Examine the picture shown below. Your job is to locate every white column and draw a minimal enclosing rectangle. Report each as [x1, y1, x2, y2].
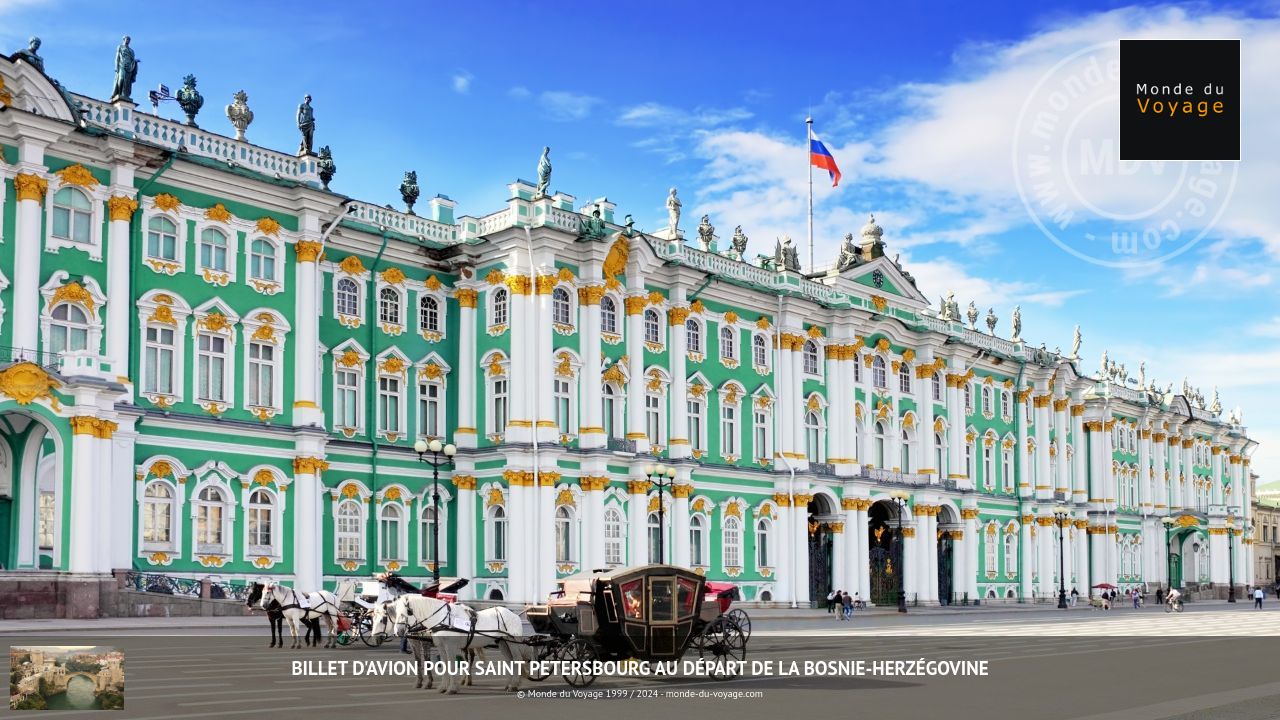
[292, 233, 324, 426]
[1075, 518, 1090, 596]
[1038, 514, 1056, 597]
[11, 168, 47, 358]
[672, 481, 691, 567]
[843, 497, 860, 596]
[577, 286, 603, 449]
[825, 344, 844, 466]
[668, 304, 690, 459]
[947, 366, 966, 487]
[1153, 432, 1168, 512]
[917, 354, 936, 481]
[777, 335, 798, 462]
[455, 290, 479, 447]
[1071, 404, 1087, 504]
[1138, 428, 1152, 514]
[963, 509, 979, 603]
[903, 520, 918, 603]
[1210, 447, 1224, 505]
[506, 277, 531, 443]
[792, 491, 811, 604]
[105, 166, 137, 384]
[453, 471, 477, 599]
[291, 451, 326, 591]
[627, 478, 648, 566]
[857, 502, 872, 602]
[923, 507, 939, 602]
[1034, 390, 1052, 502]
[109, 417, 138, 569]
[772, 489, 791, 604]
[507, 473, 530, 601]
[830, 523, 846, 593]
[1020, 514, 1033, 599]
[536, 468, 556, 599]
[624, 295, 648, 452]
[1168, 433, 1182, 509]
[581, 473, 605, 574]
[535, 275, 557, 443]
[1181, 436, 1194, 511]
[67, 419, 99, 573]
[789, 340, 806, 471]
[1054, 398, 1070, 496]
[1016, 389, 1031, 499]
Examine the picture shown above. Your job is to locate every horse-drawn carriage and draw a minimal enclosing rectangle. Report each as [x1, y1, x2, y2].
[339, 574, 461, 646]
[524, 564, 750, 687]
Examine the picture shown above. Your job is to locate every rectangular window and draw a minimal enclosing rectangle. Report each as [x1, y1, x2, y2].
[196, 504, 223, 549]
[196, 333, 226, 402]
[248, 342, 275, 407]
[249, 507, 272, 549]
[419, 381, 441, 437]
[646, 394, 661, 445]
[554, 378, 571, 435]
[688, 400, 702, 452]
[722, 405, 737, 456]
[38, 492, 55, 549]
[492, 379, 508, 433]
[379, 376, 401, 434]
[337, 511, 361, 560]
[144, 326, 174, 394]
[754, 410, 768, 460]
[335, 369, 358, 428]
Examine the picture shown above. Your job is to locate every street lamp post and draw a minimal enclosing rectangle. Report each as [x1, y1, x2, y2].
[1162, 516, 1175, 596]
[645, 463, 678, 564]
[413, 438, 457, 584]
[1227, 512, 1236, 603]
[889, 489, 910, 613]
[1055, 508, 1069, 609]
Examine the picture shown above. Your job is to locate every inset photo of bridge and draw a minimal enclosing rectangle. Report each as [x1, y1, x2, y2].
[9, 645, 124, 711]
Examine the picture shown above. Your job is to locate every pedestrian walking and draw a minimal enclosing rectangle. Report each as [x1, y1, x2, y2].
[842, 591, 854, 620]
[1132, 589, 1140, 609]
[1255, 586, 1264, 609]
[826, 589, 837, 613]
[1156, 587, 1164, 605]
[1069, 587, 1079, 607]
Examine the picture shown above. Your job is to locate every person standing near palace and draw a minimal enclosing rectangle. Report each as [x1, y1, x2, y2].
[1070, 587, 1079, 607]
[841, 591, 853, 620]
[826, 589, 837, 614]
[1254, 586, 1264, 609]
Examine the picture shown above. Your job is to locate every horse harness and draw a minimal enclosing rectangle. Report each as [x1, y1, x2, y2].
[402, 598, 486, 649]
[275, 586, 336, 620]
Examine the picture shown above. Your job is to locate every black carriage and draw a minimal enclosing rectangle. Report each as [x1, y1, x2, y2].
[525, 564, 749, 687]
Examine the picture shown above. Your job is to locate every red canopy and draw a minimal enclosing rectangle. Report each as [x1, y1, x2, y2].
[1092, 583, 1117, 589]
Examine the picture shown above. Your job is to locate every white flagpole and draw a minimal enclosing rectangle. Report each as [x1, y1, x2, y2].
[806, 116, 814, 273]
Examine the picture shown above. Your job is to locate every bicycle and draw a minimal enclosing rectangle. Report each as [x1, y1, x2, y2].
[1164, 598, 1184, 613]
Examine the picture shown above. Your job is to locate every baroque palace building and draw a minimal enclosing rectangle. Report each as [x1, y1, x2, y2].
[0, 43, 1261, 608]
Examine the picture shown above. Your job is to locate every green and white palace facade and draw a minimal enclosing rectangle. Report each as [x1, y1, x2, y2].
[0, 47, 1260, 609]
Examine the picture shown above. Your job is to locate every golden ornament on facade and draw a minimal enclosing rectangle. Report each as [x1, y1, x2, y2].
[204, 203, 233, 223]
[602, 235, 630, 281]
[293, 457, 330, 475]
[251, 324, 277, 343]
[875, 338, 890, 352]
[484, 268, 505, 285]
[0, 362, 62, 410]
[667, 306, 690, 325]
[256, 216, 282, 236]
[577, 285, 605, 306]
[50, 281, 95, 312]
[687, 382, 706, 398]
[107, 195, 139, 221]
[294, 240, 322, 262]
[870, 295, 887, 313]
[806, 394, 821, 411]
[454, 288, 479, 308]
[149, 193, 181, 212]
[380, 356, 406, 375]
[14, 173, 48, 202]
[339, 255, 366, 275]
[338, 349, 362, 368]
[199, 312, 231, 333]
[54, 163, 99, 188]
[601, 364, 625, 386]
[253, 468, 275, 486]
[381, 266, 406, 285]
[534, 273, 557, 294]
[504, 274, 531, 295]
[451, 475, 477, 490]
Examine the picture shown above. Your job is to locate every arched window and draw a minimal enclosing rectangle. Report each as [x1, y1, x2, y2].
[982, 386, 993, 416]
[420, 296, 441, 334]
[249, 239, 276, 281]
[195, 331, 228, 402]
[336, 278, 360, 317]
[247, 488, 275, 554]
[935, 432, 946, 476]
[648, 512, 662, 563]
[379, 287, 401, 326]
[52, 187, 93, 243]
[752, 334, 768, 368]
[487, 505, 507, 561]
[644, 309, 661, 344]
[195, 485, 226, 553]
[601, 383, 621, 438]
[805, 411, 821, 462]
[146, 216, 178, 260]
[380, 503, 403, 561]
[686, 319, 702, 354]
[1000, 390, 1010, 418]
[985, 528, 998, 575]
[964, 384, 973, 414]
[199, 228, 229, 272]
[874, 421, 887, 467]
[336, 500, 362, 561]
[932, 372, 943, 401]
[900, 429, 912, 472]
[1002, 445, 1013, 491]
[601, 296, 618, 334]
[492, 288, 509, 327]
[603, 506, 625, 565]
[555, 505, 575, 563]
[803, 340, 819, 375]
[48, 304, 89, 354]
[144, 324, 176, 395]
[552, 287, 572, 326]
[755, 517, 771, 568]
[966, 440, 974, 479]
[719, 326, 736, 360]
[899, 362, 912, 393]
[723, 515, 742, 569]
[689, 514, 706, 566]
[872, 356, 887, 389]
[1003, 532, 1017, 577]
[983, 442, 994, 490]
[142, 482, 174, 548]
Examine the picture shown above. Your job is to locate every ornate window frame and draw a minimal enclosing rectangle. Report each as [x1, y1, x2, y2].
[137, 290, 191, 407]
[376, 489, 409, 567]
[419, 483, 453, 573]
[246, 234, 286, 295]
[46, 182, 106, 261]
[39, 271, 107, 357]
[188, 464, 238, 561]
[487, 286, 510, 336]
[417, 286, 447, 342]
[193, 221, 238, 287]
[415, 353, 450, 441]
[241, 309, 290, 420]
[242, 467, 289, 565]
[482, 350, 510, 440]
[331, 341, 368, 437]
[331, 258, 368, 328]
[718, 381, 745, 462]
[374, 349, 410, 442]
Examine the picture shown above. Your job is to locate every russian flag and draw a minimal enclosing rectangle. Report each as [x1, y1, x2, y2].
[809, 131, 842, 187]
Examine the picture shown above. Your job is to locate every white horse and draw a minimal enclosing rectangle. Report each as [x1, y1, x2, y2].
[260, 581, 355, 649]
[391, 594, 535, 694]
[372, 599, 488, 690]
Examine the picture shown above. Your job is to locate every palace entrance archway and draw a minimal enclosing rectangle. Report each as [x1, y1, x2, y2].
[807, 495, 837, 605]
[868, 499, 904, 606]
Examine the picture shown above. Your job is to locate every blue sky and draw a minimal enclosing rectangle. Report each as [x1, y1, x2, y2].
[4, 0, 1277, 481]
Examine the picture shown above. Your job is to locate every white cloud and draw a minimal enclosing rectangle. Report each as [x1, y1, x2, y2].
[538, 91, 600, 122]
[451, 71, 473, 94]
[617, 102, 751, 128]
[507, 86, 531, 99]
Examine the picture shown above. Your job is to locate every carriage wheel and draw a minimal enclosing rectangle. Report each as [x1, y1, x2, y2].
[560, 638, 599, 688]
[526, 642, 559, 682]
[356, 614, 385, 648]
[697, 620, 746, 680]
[726, 609, 752, 641]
